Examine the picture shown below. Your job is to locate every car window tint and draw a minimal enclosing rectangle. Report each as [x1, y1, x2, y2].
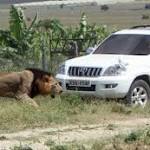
[132, 36, 150, 55]
[93, 34, 150, 55]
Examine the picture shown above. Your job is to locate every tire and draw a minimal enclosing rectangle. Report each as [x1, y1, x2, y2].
[126, 80, 150, 107]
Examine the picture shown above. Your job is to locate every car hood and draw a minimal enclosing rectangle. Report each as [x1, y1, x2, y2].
[65, 54, 149, 68]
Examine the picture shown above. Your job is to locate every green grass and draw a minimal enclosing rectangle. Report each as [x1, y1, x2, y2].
[0, 94, 150, 132]
[10, 144, 32, 150]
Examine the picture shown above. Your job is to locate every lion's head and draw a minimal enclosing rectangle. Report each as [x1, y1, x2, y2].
[26, 68, 63, 98]
[36, 75, 62, 98]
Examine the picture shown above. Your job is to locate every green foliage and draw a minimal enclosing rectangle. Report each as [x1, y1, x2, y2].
[9, 6, 26, 41]
[1, 6, 38, 58]
[124, 128, 150, 144]
[0, 30, 17, 48]
[0, 47, 18, 58]
[0, 8, 110, 70]
[124, 132, 139, 143]
[11, 144, 32, 150]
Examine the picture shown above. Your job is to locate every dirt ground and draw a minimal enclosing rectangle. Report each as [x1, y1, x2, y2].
[0, 117, 150, 149]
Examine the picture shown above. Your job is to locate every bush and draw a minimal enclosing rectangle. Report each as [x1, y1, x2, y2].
[142, 14, 149, 19]
[101, 5, 109, 11]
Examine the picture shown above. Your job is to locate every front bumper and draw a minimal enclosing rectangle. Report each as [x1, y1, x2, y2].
[56, 74, 133, 98]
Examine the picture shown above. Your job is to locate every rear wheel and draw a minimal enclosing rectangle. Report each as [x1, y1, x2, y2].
[126, 80, 150, 107]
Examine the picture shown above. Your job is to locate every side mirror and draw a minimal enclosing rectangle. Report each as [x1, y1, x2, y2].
[86, 47, 95, 54]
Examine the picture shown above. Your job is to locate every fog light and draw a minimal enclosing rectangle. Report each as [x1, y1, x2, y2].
[105, 84, 118, 89]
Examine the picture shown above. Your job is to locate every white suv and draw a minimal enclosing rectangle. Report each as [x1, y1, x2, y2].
[56, 25, 150, 107]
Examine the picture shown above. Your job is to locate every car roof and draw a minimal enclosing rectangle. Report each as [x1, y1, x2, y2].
[114, 25, 150, 35]
[114, 29, 150, 35]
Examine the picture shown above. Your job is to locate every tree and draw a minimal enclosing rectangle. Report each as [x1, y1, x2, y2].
[36, 18, 67, 70]
[0, 6, 37, 56]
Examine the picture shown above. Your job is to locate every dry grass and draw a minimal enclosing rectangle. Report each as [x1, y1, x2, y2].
[0, 94, 150, 132]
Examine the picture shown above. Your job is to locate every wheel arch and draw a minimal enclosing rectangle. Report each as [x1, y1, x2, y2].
[133, 75, 150, 87]
[125, 74, 150, 98]
[125, 75, 150, 105]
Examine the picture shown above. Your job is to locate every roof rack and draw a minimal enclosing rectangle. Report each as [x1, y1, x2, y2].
[130, 25, 150, 29]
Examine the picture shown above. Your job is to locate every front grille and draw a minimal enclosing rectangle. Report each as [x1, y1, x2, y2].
[66, 84, 96, 91]
[68, 67, 102, 77]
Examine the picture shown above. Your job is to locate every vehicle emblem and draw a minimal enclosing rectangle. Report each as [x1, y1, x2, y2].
[78, 67, 88, 76]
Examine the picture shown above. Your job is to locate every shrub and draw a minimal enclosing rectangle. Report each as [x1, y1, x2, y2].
[142, 14, 149, 19]
[101, 5, 109, 11]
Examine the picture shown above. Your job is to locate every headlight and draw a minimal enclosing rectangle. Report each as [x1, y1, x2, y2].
[103, 64, 126, 76]
[58, 63, 65, 74]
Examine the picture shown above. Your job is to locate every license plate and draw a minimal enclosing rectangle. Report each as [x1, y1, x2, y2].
[68, 80, 91, 87]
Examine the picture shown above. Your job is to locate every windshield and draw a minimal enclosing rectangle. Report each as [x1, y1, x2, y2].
[93, 34, 150, 55]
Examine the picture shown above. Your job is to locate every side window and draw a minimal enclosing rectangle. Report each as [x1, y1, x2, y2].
[145, 36, 150, 54]
[133, 36, 150, 55]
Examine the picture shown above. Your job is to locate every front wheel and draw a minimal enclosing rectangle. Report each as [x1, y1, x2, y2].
[126, 80, 150, 107]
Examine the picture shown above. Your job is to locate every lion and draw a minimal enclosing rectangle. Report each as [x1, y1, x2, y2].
[0, 68, 63, 107]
